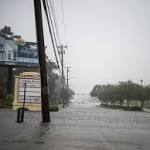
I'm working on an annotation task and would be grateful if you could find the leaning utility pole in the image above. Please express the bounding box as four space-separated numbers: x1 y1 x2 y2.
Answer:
34 0 50 122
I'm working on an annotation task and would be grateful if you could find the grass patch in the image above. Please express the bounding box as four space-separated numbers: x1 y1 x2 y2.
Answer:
100 104 143 111
123 106 143 111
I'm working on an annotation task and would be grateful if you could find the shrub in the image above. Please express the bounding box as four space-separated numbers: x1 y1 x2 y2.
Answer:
49 105 59 112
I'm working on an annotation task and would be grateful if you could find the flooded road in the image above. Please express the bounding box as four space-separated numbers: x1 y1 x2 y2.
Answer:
0 94 150 150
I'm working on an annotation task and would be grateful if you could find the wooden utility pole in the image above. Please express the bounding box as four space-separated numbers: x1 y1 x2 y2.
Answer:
7 66 13 95
58 44 67 87
34 0 50 122
21 82 26 122
58 45 67 83
65 67 71 87
58 45 67 107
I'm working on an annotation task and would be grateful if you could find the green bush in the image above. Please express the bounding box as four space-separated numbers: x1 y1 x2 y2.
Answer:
123 106 143 111
0 88 7 99
101 104 143 111
0 95 13 108
49 105 59 112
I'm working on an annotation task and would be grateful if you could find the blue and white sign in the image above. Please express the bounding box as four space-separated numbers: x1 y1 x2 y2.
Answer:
0 36 39 66
17 42 39 64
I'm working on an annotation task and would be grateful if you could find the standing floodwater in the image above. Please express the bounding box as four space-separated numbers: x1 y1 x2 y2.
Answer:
70 94 100 107
0 94 150 150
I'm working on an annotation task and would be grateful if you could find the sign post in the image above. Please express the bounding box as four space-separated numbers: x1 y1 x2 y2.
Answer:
21 82 26 122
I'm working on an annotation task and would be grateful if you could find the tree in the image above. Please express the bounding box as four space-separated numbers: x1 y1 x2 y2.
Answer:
97 84 113 105
47 60 59 104
90 80 150 110
0 26 14 39
47 59 74 105
118 80 135 107
59 87 75 105
90 84 100 97
0 25 22 41
139 85 150 109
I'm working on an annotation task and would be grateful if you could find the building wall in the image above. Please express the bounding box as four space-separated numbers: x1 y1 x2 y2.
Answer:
5 44 14 61
0 37 5 61
0 36 16 62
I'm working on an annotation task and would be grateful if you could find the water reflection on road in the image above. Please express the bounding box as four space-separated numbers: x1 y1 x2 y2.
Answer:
0 94 150 150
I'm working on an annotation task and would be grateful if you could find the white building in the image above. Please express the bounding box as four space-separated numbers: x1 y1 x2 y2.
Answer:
0 36 17 62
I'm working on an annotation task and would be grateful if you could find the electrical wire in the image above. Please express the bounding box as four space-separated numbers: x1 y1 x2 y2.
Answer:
61 0 68 45
46 0 61 61
42 0 68 87
50 0 61 45
42 0 61 75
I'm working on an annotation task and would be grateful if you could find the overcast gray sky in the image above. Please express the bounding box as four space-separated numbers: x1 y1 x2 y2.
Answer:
1 0 150 94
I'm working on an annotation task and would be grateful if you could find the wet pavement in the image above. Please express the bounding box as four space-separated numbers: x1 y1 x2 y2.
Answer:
0 95 150 150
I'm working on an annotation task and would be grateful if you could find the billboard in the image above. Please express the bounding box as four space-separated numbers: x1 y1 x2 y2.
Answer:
0 37 39 66
17 42 39 64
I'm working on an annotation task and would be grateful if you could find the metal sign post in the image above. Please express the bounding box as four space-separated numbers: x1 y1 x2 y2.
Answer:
21 82 27 122
16 82 26 123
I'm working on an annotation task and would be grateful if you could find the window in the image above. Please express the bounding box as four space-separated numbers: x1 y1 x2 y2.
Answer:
0 44 3 50
0 52 4 60
8 53 11 60
13 52 17 60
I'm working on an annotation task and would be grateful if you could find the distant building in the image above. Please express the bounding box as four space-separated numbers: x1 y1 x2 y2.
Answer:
0 36 38 65
0 36 39 96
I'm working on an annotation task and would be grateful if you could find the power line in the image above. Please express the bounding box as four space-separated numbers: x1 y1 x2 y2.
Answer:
45 0 61 62
48 0 62 63
47 0 60 47
61 0 68 45
50 0 61 45
46 0 68 73
42 0 61 74
43 0 69 87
